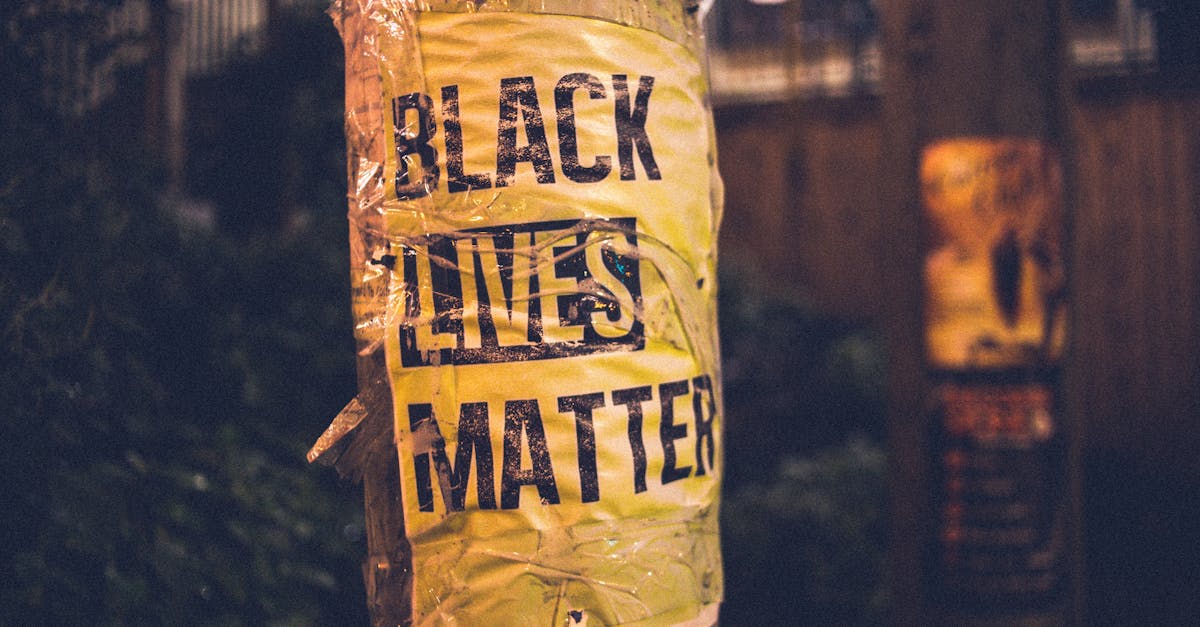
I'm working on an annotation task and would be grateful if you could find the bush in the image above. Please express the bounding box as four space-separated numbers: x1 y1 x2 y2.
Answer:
1 3 367 623
717 267 888 624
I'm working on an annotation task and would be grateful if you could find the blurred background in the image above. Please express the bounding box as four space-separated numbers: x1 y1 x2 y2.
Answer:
1 0 1196 624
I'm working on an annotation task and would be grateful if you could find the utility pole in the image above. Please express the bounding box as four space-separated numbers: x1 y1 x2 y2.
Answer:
877 2 1084 624
311 2 724 625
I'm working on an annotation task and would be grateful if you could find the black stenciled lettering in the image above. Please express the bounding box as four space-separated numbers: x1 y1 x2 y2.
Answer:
472 230 518 335
586 231 644 343
523 231 544 344
471 236 502 351
612 75 661 181
612 386 653 494
408 403 445 512
692 374 717 477
391 92 440 199
441 85 493 193
553 236 589 332
408 402 496 513
501 400 560 509
558 392 606 503
428 237 465 350
398 219 643 367
555 73 613 184
453 402 497 510
399 247 422 360
659 379 692 484
496 77 556 187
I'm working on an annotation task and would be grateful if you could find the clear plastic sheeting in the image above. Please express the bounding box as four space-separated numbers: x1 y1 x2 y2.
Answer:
311 1 724 624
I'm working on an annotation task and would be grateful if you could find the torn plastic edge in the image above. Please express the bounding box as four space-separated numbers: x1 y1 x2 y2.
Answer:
307 396 368 466
307 343 396 480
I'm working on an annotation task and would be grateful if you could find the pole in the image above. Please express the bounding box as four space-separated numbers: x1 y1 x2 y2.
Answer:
878 1 1083 624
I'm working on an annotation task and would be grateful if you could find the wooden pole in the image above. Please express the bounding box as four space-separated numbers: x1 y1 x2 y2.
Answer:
877 2 1083 624
311 347 413 625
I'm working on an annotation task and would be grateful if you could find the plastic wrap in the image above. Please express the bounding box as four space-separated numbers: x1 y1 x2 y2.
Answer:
309 1 724 624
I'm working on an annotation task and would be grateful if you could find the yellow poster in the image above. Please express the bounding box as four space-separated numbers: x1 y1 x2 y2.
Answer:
921 139 1066 370
373 11 723 626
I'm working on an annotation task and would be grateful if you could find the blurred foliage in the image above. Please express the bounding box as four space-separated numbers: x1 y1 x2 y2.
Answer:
721 438 888 626
185 8 347 236
718 266 887 488
1 2 367 624
2 1 887 624
717 267 887 625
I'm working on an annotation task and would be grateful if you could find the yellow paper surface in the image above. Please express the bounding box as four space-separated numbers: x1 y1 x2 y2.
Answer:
376 12 723 625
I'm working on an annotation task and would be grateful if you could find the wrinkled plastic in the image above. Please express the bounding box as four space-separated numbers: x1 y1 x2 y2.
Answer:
312 1 724 624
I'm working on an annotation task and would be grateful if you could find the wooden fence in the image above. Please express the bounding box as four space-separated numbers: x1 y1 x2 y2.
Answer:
178 0 269 76
713 84 1200 468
